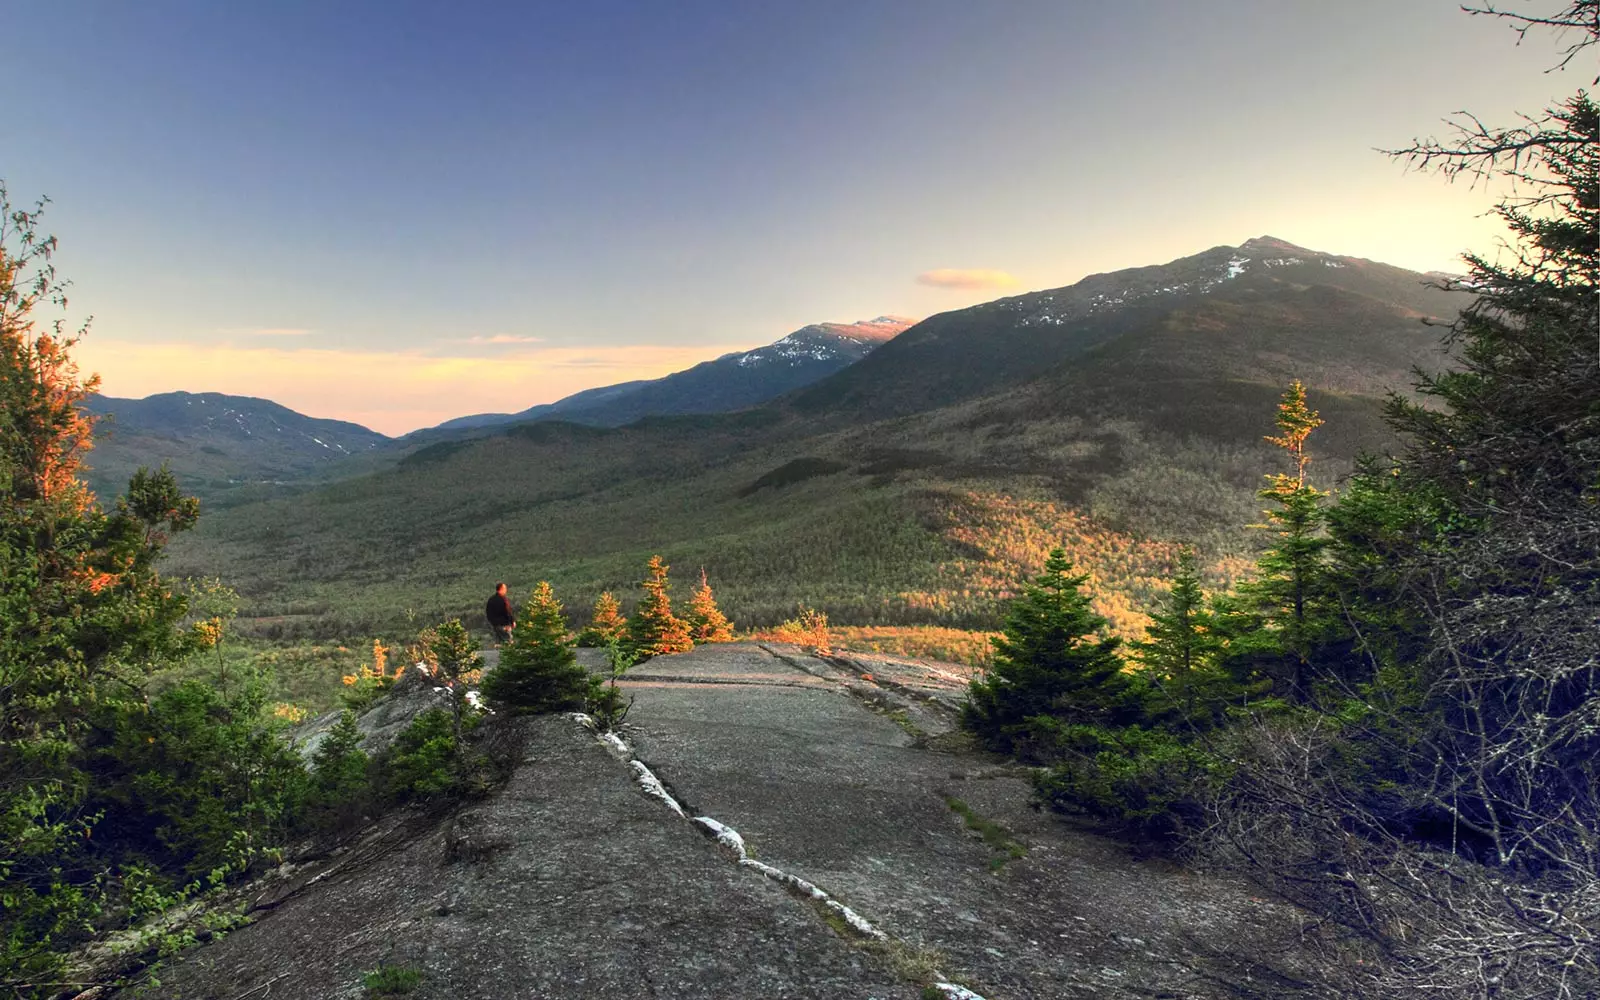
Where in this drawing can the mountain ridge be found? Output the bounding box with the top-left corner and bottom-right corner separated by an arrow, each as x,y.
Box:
431,316 -> 915,433
83,390 -> 390,502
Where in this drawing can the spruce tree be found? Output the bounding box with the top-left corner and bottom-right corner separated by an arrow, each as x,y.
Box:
481,581 -> 589,713
0,184 -> 199,979
576,590 -> 627,647
1133,550 -> 1217,679
962,549 -> 1130,755
683,567 -> 734,643
1231,381 -> 1335,698
626,555 -> 694,658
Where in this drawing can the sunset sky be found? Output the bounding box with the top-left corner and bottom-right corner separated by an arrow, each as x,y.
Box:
6,1 -> 1580,434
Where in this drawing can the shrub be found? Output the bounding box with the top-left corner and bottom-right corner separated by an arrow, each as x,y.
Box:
381,710 -> 475,802
585,640 -> 637,731
304,710 -> 371,834
364,963 -> 422,996
759,606 -> 832,653
88,678 -> 308,878
341,640 -> 399,711
1030,722 -> 1224,838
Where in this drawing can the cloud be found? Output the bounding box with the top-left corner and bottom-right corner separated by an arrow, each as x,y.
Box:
457,334 -> 545,345
76,338 -> 761,436
915,268 -> 1021,291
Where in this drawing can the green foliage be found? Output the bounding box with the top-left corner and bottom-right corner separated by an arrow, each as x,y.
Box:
585,640 -> 637,731
962,549 -> 1132,756
626,555 -> 694,658
381,710 -> 474,802
481,583 -> 588,714
86,678 -> 307,878
305,710 -> 371,834
1031,723 -> 1224,838
364,963 -> 423,995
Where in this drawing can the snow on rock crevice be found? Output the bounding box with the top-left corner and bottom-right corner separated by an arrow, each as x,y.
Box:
738,858 -> 887,941
629,760 -> 686,818
693,816 -> 748,858
569,716 -> 990,998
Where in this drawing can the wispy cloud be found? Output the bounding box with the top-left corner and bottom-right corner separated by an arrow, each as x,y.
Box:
915,268 -> 1021,291
457,334 -> 545,345
77,339 -> 761,435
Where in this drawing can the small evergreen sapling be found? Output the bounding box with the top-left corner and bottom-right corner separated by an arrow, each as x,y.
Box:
586,639 -> 637,731
962,549 -> 1131,755
626,555 -> 694,658
576,590 -> 627,647
481,581 -> 589,713
306,709 -> 371,833
683,568 -> 734,643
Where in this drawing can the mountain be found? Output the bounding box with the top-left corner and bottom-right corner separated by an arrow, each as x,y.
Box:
168,237 -> 1469,640
789,237 -> 1457,421
432,316 -> 913,432
84,391 -> 389,504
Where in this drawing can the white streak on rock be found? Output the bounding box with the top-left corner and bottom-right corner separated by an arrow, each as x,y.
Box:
693,816 -> 747,859
739,859 -> 886,940
630,760 -> 686,817
600,732 -> 632,758
932,983 -> 988,1000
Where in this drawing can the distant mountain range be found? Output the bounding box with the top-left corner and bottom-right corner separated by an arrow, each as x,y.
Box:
789,236 -> 1455,422
83,317 -> 913,502
83,391 -> 390,503
163,234 -> 1473,639
430,316 -> 913,433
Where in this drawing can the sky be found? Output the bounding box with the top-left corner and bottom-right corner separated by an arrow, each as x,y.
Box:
4,0 -> 1585,434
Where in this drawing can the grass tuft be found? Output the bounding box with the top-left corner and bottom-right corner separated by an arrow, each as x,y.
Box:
364,963 -> 423,996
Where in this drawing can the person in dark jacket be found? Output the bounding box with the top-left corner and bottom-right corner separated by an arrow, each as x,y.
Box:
486,583 -> 515,645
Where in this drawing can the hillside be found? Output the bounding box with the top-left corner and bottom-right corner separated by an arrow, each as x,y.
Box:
84,391 -> 389,504
165,236 -> 1465,641
788,237 -> 1456,421
139,644 -> 1355,1000
434,317 -> 913,431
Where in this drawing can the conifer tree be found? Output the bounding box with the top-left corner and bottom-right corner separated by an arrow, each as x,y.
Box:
576,590 -> 627,647
683,567 -> 734,643
480,581 -> 589,713
626,555 -> 694,658
1133,550 -> 1216,679
0,184 -> 199,979
1231,381 -> 1335,697
962,549 -> 1130,755
414,619 -> 482,753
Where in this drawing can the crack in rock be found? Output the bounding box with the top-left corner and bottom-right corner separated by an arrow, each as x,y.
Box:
737,858 -> 887,941
692,816 -> 748,858
570,716 -> 991,999
629,760 -> 686,818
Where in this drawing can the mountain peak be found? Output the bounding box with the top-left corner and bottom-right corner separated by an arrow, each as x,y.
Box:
1239,235 -> 1318,255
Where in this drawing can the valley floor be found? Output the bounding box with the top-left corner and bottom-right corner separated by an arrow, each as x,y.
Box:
137,644 -> 1347,999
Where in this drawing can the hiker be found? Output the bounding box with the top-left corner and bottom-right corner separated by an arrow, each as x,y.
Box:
485,582 -> 515,645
